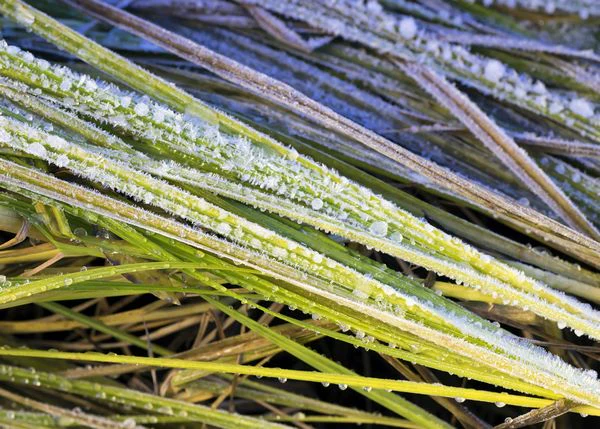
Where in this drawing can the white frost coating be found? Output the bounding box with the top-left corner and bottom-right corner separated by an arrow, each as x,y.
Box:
120,96 -> 132,108
399,17 -> 417,39
568,98 -> 594,118
5,135 -> 600,406
483,60 -> 505,83
369,220 -> 388,236
55,154 -> 70,167
311,198 -> 324,210
134,102 -> 150,116
477,0 -> 599,17
59,79 -> 71,91
4,44 -> 600,348
216,222 -> 232,235
6,45 -> 20,55
0,129 -> 10,143
27,142 -> 47,158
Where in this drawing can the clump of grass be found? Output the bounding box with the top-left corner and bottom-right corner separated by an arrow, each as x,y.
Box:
0,0 -> 598,428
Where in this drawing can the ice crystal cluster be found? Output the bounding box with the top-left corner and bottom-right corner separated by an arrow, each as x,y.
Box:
0,30 -> 599,423
1,41 -> 600,346
473,0 -> 599,17
243,0 -> 600,141
0,0 -> 600,424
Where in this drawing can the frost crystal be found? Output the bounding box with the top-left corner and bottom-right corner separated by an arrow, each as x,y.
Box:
390,231 -> 403,242
568,98 -> 594,118
483,60 -> 505,83
59,79 -> 71,91
120,96 -> 132,108
134,102 -> 150,116
369,220 -> 388,236
0,129 -> 10,143
216,222 -> 232,236
399,17 -> 417,39
311,198 -> 324,210
27,142 -> 47,158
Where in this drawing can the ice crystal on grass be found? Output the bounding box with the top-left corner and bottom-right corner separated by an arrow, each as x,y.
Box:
1,46 -> 599,343
399,17 -> 417,39
2,30 -> 600,409
244,0 -> 600,142
569,98 -> 595,118
483,60 -> 505,83
476,0 -> 600,17
4,119 -> 600,403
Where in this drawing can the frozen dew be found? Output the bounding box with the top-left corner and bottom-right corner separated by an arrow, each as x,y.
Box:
120,96 -> 132,108
216,222 -> 232,236
59,79 -> 72,91
557,320 -> 567,330
568,98 -> 594,118
513,86 -> 526,99
366,0 -> 382,14
554,163 -> 566,175
369,220 -> 388,236
548,101 -> 563,115
27,142 -> 47,158
157,406 -> 173,415
0,129 -> 10,143
134,102 -> 150,116
484,59 -> 505,83
55,154 -> 70,167
390,231 -> 403,242
85,79 -> 98,91
153,107 -> 166,122
6,45 -> 20,55
311,197 -> 324,210
532,81 -> 547,94
399,17 -> 417,39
